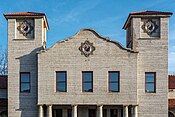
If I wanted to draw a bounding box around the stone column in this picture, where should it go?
[123,105,128,117]
[134,106,138,117]
[47,105,52,117]
[72,105,78,117]
[97,105,103,117]
[38,105,44,117]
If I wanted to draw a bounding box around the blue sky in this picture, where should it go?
[0,0,175,74]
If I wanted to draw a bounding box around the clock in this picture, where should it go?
[17,20,33,36]
[142,19,158,35]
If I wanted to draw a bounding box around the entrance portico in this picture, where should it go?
[38,105,138,117]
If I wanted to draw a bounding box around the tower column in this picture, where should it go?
[38,105,44,117]
[72,105,78,117]
[97,105,103,117]
[134,106,138,117]
[47,105,52,117]
[123,105,128,117]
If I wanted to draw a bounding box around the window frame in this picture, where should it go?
[145,72,156,93]
[108,71,120,92]
[82,71,93,92]
[20,72,31,93]
[56,71,67,92]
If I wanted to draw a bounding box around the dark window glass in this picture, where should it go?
[88,109,96,117]
[110,109,118,117]
[53,109,62,117]
[68,109,72,117]
[109,71,119,92]
[103,109,107,117]
[145,72,156,93]
[82,71,93,92]
[20,72,30,93]
[56,71,67,92]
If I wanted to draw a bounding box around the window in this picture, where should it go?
[20,72,30,93]
[88,109,96,117]
[109,71,119,92]
[82,71,93,92]
[67,109,72,117]
[145,72,156,93]
[110,109,118,117]
[103,109,107,117]
[56,71,67,92]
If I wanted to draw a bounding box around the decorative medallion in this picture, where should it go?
[79,40,95,57]
[142,19,158,35]
[17,20,33,36]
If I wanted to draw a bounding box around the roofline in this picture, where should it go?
[3,12,49,30]
[37,28,138,54]
[123,11,173,30]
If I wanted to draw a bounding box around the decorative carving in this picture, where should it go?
[79,40,95,57]
[142,19,158,35]
[17,20,33,36]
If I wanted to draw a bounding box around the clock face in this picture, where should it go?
[17,20,33,36]
[142,19,158,35]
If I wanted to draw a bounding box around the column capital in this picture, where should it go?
[71,104,78,107]
[97,104,103,107]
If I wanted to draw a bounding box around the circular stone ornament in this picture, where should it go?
[142,19,158,35]
[17,20,33,36]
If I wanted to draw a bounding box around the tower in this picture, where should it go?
[123,11,172,116]
[4,12,49,117]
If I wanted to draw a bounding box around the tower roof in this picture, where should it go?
[123,10,173,29]
[4,12,49,30]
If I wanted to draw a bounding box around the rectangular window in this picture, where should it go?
[88,109,96,117]
[110,109,118,117]
[145,72,156,93]
[56,71,67,92]
[67,109,72,117]
[20,72,30,93]
[82,71,93,92]
[109,71,119,92]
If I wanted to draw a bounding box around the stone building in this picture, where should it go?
[0,75,7,117]
[3,11,172,117]
[169,75,175,117]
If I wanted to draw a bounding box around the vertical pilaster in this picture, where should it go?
[72,105,77,117]
[123,106,128,117]
[134,106,138,117]
[47,105,52,117]
[38,105,44,117]
[97,105,103,117]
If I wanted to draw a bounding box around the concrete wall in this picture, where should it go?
[38,29,138,106]
[7,18,45,117]
[132,17,169,117]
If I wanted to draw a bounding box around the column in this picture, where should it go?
[97,105,103,117]
[134,106,138,117]
[123,105,128,117]
[47,105,52,117]
[38,105,44,117]
[72,105,77,117]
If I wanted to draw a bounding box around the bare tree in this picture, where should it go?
[0,47,8,75]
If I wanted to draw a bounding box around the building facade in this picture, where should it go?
[3,11,172,117]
